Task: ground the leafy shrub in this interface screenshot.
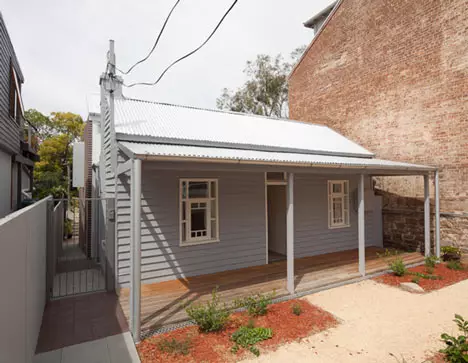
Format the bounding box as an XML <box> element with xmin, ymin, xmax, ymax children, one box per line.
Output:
<box><xmin>440</xmin><ymin>314</ymin><xmax>468</xmax><ymax>362</ymax></box>
<box><xmin>389</xmin><ymin>258</ymin><xmax>407</xmax><ymax>277</ymax></box>
<box><xmin>234</xmin><ymin>292</ymin><xmax>275</xmax><ymax>317</ymax></box>
<box><xmin>425</xmin><ymin>256</ymin><xmax>439</xmax><ymax>269</ymax></box>
<box><xmin>411</xmin><ymin>276</ymin><xmax>420</xmax><ymax>284</ymax></box>
<box><xmin>231</xmin><ymin>326</ymin><xmax>273</xmax><ymax>356</ymax></box>
<box><xmin>291</xmin><ymin>303</ymin><xmax>302</xmax><ymax>316</ymax></box>
<box><xmin>447</xmin><ymin>261</ymin><xmax>463</xmax><ymax>271</ymax></box>
<box><xmin>442</xmin><ymin>246</ymin><xmax>462</xmax><ymax>261</ymax></box>
<box><xmin>157</xmin><ymin>337</ymin><xmax>191</xmax><ymax>356</ymax></box>
<box><xmin>186</xmin><ymin>288</ymin><xmax>230</xmax><ymax>332</ymax></box>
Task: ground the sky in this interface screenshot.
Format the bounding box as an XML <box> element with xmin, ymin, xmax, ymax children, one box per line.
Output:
<box><xmin>1</xmin><ymin>0</ymin><xmax>334</xmax><ymax>119</ymax></box>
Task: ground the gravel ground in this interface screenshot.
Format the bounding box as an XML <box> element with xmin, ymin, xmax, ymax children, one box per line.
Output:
<box><xmin>242</xmin><ymin>279</ymin><xmax>468</xmax><ymax>363</ymax></box>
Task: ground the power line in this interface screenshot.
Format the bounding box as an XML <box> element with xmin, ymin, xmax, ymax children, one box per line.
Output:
<box><xmin>119</xmin><ymin>0</ymin><xmax>182</xmax><ymax>75</ymax></box>
<box><xmin>124</xmin><ymin>0</ymin><xmax>239</xmax><ymax>88</ymax></box>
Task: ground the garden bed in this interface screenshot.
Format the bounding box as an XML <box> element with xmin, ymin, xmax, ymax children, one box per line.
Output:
<box><xmin>137</xmin><ymin>299</ymin><xmax>338</xmax><ymax>362</ymax></box>
<box><xmin>374</xmin><ymin>262</ymin><xmax>468</xmax><ymax>292</ymax></box>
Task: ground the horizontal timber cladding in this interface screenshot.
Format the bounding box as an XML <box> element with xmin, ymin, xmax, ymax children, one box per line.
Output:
<box><xmin>116</xmin><ymin>163</ymin><xmax>267</xmax><ymax>286</ymax></box>
<box><xmin>115</xmin><ymin>160</ymin><xmax>380</xmax><ymax>286</ymax></box>
<box><xmin>294</xmin><ymin>174</ymin><xmax>377</xmax><ymax>259</ymax></box>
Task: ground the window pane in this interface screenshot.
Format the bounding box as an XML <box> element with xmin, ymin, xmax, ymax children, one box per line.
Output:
<box><xmin>211</xmin><ymin>220</ymin><xmax>217</xmax><ymax>239</ymax></box>
<box><xmin>189</xmin><ymin>181</ymin><xmax>208</xmax><ymax>198</ymax></box>
<box><xmin>191</xmin><ymin>205</ymin><xmax>207</xmax><ymax>232</ymax></box>
<box><xmin>343</xmin><ymin>181</ymin><xmax>348</xmax><ymax>194</ymax></box>
<box><xmin>182</xmin><ymin>181</ymin><xmax>187</xmax><ymax>199</ymax></box>
<box><xmin>210</xmin><ymin>181</ymin><xmax>216</xmax><ymax>198</ymax></box>
<box><xmin>267</xmin><ymin>172</ymin><xmax>285</xmax><ymax>181</ymax></box>
<box><xmin>333</xmin><ymin>197</ymin><xmax>343</xmax><ymax>223</ymax></box>
<box><xmin>210</xmin><ymin>200</ymin><xmax>217</xmax><ymax>219</ymax></box>
<box><xmin>182</xmin><ymin>201</ymin><xmax>186</xmax><ymax>221</ymax></box>
<box><xmin>182</xmin><ymin>222</ymin><xmax>186</xmax><ymax>242</ymax></box>
<box><xmin>332</xmin><ymin>183</ymin><xmax>342</xmax><ymax>193</ymax></box>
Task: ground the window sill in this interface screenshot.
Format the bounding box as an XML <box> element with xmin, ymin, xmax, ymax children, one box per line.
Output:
<box><xmin>180</xmin><ymin>239</ymin><xmax>220</xmax><ymax>247</ymax></box>
<box><xmin>328</xmin><ymin>224</ymin><xmax>351</xmax><ymax>230</ymax></box>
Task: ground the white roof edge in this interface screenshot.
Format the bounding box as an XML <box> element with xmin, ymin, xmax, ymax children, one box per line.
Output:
<box><xmin>116</xmin><ymin>133</ymin><xmax>375</xmax><ymax>159</ymax></box>
<box><xmin>118</xmin><ymin>142</ymin><xmax>436</xmax><ymax>173</ymax></box>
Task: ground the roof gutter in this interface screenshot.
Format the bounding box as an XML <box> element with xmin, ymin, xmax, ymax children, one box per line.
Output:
<box><xmin>134</xmin><ymin>154</ymin><xmax>437</xmax><ymax>173</ymax></box>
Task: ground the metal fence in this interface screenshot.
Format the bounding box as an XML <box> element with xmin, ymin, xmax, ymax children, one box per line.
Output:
<box><xmin>47</xmin><ymin>197</ymin><xmax>109</xmax><ymax>299</ymax></box>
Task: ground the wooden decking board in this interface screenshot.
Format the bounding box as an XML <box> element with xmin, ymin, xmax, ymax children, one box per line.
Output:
<box><xmin>119</xmin><ymin>247</ymin><xmax>424</xmax><ymax>331</ymax></box>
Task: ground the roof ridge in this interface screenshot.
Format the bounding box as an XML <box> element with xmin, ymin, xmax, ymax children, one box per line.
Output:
<box><xmin>120</xmin><ymin>96</ymin><xmax>328</xmax><ymax>128</ymax></box>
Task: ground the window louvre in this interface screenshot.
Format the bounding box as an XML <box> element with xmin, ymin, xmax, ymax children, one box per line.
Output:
<box><xmin>180</xmin><ymin>179</ymin><xmax>219</xmax><ymax>246</ymax></box>
<box><xmin>328</xmin><ymin>180</ymin><xmax>350</xmax><ymax>229</ymax></box>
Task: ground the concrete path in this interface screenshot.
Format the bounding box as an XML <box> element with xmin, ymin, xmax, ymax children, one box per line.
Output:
<box><xmin>242</xmin><ymin>279</ymin><xmax>468</xmax><ymax>363</ymax></box>
<box><xmin>33</xmin><ymin>332</ymin><xmax>140</xmax><ymax>363</ymax></box>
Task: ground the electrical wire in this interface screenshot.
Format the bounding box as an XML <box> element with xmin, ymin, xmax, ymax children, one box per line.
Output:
<box><xmin>119</xmin><ymin>0</ymin><xmax>182</xmax><ymax>75</ymax></box>
<box><xmin>124</xmin><ymin>0</ymin><xmax>239</xmax><ymax>88</ymax></box>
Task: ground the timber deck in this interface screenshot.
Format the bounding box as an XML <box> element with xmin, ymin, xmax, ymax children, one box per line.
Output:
<box><xmin>118</xmin><ymin>247</ymin><xmax>424</xmax><ymax>332</ymax></box>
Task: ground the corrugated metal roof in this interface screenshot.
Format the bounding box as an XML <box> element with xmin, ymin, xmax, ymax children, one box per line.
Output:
<box><xmin>112</xmin><ymin>97</ymin><xmax>374</xmax><ymax>158</ymax></box>
<box><xmin>119</xmin><ymin>142</ymin><xmax>435</xmax><ymax>172</ymax></box>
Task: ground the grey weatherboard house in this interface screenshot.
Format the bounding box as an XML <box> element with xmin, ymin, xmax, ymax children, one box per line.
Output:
<box><xmin>88</xmin><ymin>45</ymin><xmax>440</xmax><ymax>341</ymax></box>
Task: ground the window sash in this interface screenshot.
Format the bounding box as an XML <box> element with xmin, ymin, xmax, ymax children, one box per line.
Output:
<box><xmin>180</xmin><ymin>179</ymin><xmax>218</xmax><ymax>245</ymax></box>
<box><xmin>328</xmin><ymin>180</ymin><xmax>350</xmax><ymax>228</ymax></box>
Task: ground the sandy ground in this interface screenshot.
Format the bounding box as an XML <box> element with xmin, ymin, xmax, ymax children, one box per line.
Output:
<box><xmin>242</xmin><ymin>279</ymin><xmax>468</xmax><ymax>363</ymax></box>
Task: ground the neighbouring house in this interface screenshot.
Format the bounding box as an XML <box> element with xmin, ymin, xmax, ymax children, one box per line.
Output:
<box><xmin>289</xmin><ymin>0</ymin><xmax>468</xmax><ymax>252</ymax></box>
<box><xmin>0</xmin><ymin>12</ymin><xmax>38</xmax><ymax>218</ymax></box>
<box><xmin>87</xmin><ymin>42</ymin><xmax>440</xmax><ymax>340</ymax></box>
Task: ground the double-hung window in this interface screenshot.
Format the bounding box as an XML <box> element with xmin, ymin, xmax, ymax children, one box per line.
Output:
<box><xmin>180</xmin><ymin>179</ymin><xmax>219</xmax><ymax>246</ymax></box>
<box><xmin>328</xmin><ymin>180</ymin><xmax>350</xmax><ymax>229</ymax></box>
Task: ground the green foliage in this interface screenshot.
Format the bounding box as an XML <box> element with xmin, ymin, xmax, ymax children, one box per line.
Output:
<box><xmin>26</xmin><ymin>109</ymin><xmax>84</xmax><ymax>199</ymax></box>
<box><xmin>377</xmin><ymin>249</ymin><xmax>402</xmax><ymax>259</ymax></box>
<box><xmin>231</xmin><ymin>325</ymin><xmax>273</xmax><ymax>357</ymax></box>
<box><xmin>65</xmin><ymin>219</ymin><xmax>73</xmax><ymax>238</ymax></box>
<box><xmin>447</xmin><ymin>261</ymin><xmax>463</xmax><ymax>271</ymax></box>
<box><xmin>425</xmin><ymin>256</ymin><xmax>439</xmax><ymax>269</ymax></box>
<box><xmin>442</xmin><ymin>246</ymin><xmax>462</xmax><ymax>256</ymax></box>
<box><xmin>410</xmin><ymin>272</ymin><xmax>442</xmax><ymax>280</ymax></box>
<box><xmin>440</xmin><ymin>314</ymin><xmax>468</xmax><ymax>362</ymax></box>
<box><xmin>291</xmin><ymin>303</ymin><xmax>302</xmax><ymax>316</ymax></box>
<box><xmin>157</xmin><ymin>337</ymin><xmax>191</xmax><ymax>356</ymax></box>
<box><xmin>185</xmin><ymin>288</ymin><xmax>230</xmax><ymax>332</ymax></box>
<box><xmin>411</xmin><ymin>276</ymin><xmax>420</xmax><ymax>284</ymax></box>
<box><xmin>234</xmin><ymin>292</ymin><xmax>275</xmax><ymax>317</ymax></box>
<box><xmin>389</xmin><ymin>258</ymin><xmax>407</xmax><ymax>277</ymax></box>
<box><xmin>217</xmin><ymin>46</ymin><xmax>306</xmax><ymax>118</ymax></box>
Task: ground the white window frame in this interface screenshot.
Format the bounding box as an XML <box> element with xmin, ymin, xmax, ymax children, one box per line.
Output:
<box><xmin>179</xmin><ymin>178</ymin><xmax>219</xmax><ymax>246</ymax></box>
<box><xmin>328</xmin><ymin>180</ymin><xmax>350</xmax><ymax>229</ymax></box>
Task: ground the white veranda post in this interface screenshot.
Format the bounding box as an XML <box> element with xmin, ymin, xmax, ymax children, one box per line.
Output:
<box><xmin>131</xmin><ymin>159</ymin><xmax>142</xmax><ymax>342</ymax></box>
<box><xmin>358</xmin><ymin>174</ymin><xmax>365</xmax><ymax>276</ymax></box>
<box><xmin>286</xmin><ymin>172</ymin><xmax>295</xmax><ymax>294</ymax></box>
<box><xmin>424</xmin><ymin>174</ymin><xmax>431</xmax><ymax>257</ymax></box>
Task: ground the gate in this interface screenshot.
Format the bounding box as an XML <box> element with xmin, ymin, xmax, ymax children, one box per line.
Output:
<box><xmin>46</xmin><ymin>197</ymin><xmax>112</xmax><ymax>299</ymax></box>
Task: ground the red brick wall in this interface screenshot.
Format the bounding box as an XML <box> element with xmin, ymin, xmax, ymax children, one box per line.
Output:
<box><xmin>289</xmin><ymin>0</ymin><xmax>468</xmax><ymax>212</ymax></box>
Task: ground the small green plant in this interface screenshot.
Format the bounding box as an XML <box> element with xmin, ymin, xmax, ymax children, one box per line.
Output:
<box><xmin>442</xmin><ymin>246</ymin><xmax>462</xmax><ymax>262</ymax></box>
<box><xmin>231</xmin><ymin>326</ymin><xmax>273</xmax><ymax>357</ymax></box>
<box><xmin>425</xmin><ymin>255</ymin><xmax>439</xmax><ymax>269</ymax></box>
<box><xmin>186</xmin><ymin>288</ymin><xmax>230</xmax><ymax>332</ymax></box>
<box><xmin>447</xmin><ymin>260</ymin><xmax>463</xmax><ymax>271</ymax></box>
<box><xmin>411</xmin><ymin>276</ymin><xmax>420</xmax><ymax>284</ymax></box>
<box><xmin>234</xmin><ymin>291</ymin><xmax>275</xmax><ymax>317</ymax></box>
<box><xmin>439</xmin><ymin>314</ymin><xmax>468</xmax><ymax>362</ymax></box>
<box><xmin>410</xmin><ymin>272</ymin><xmax>443</xmax><ymax>280</ymax></box>
<box><xmin>291</xmin><ymin>303</ymin><xmax>302</xmax><ymax>316</ymax></box>
<box><xmin>377</xmin><ymin>249</ymin><xmax>402</xmax><ymax>259</ymax></box>
<box><xmin>389</xmin><ymin>257</ymin><xmax>407</xmax><ymax>277</ymax></box>
<box><xmin>157</xmin><ymin>337</ymin><xmax>191</xmax><ymax>356</ymax></box>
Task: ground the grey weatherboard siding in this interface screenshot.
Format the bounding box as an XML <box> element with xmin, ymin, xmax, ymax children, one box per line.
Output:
<box><xmin>116</xmin><ymin>165</ymin><xmax>266</xmax><ymax>286</ymax></box>
<box><xmin>115</xmin><ymin>160</ymin><xmax>380</xmax><ymax>287</ymax></box>
<box><xmin>0</xmin><ymin>13</ymin><xmax>22</xmax><ymax>155</ymax></box>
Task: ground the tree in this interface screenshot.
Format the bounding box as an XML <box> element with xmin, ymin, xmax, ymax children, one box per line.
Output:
<box><xmin>216</xmin><ymin>45</ymin><xmax>306</xmax><ymax>118</ymax></box>
<box><xmin>25</xmin><ymin>110</ymin><xmax>84</xmax><ymax>199</ymax></box>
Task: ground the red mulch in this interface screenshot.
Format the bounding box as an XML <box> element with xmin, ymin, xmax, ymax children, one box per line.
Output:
<box><xmin>374</xmin><ymin>262</ymin><xmax>468</xmax><ymax>291</ymax></box>
<box><xmin>137</xmin><ymin>299</ymin><xmax>338</xmax><ymax>363</ymax></box>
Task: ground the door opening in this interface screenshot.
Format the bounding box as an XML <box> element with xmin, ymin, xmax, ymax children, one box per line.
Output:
<box><xmin>267</xmin><ymin>185</ymin><xmax>287</xmax><ymax>263</ymax></box>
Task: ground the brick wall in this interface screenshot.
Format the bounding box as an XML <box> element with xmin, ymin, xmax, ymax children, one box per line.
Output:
<box><xmin>289</xmin><ymin>0</ymin><xmax>468</xmax><ymax>250</ymax></box>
